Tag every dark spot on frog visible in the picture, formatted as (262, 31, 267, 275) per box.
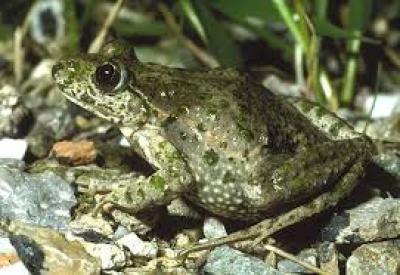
(223, 171, 235, 183)
(329, 122, 341, 136)
(197, 123, 206, 132)
(298, 100, 314, 113)
(180, 132, 187, 140)
(219, 141, 227, 149)
(203, 149, 219, 166)
(161, 116, 177, 127)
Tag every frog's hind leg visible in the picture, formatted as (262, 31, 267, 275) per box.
(179, 156, 366, 257)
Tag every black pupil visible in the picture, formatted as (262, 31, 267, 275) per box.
(95, 63, 121, 91)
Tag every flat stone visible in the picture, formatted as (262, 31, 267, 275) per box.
(321, 197, 400, 243)
(347, 240, 400, 275)
(203, 246, 284, 275)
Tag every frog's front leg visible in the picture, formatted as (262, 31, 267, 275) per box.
(94, 125, 193, 215)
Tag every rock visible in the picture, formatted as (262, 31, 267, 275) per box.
(51, 140, 97, 165)
(346, 240, 400, 275)
(116, 232, 158, 259)
(0, 85, 32, 138)
(203, 217, 227, 240)
(318, 242, 340, 275)
(27, 107, 75, 158)
(0, 138, 27, 159)
(7, 221, 101, 275)
(0, 158, 25, 170)
(277, 248, 318, 274)
(0, 261, 30, 275)
(0, 237, 19, 267)
(321, 197, 400, 243)
(203, 246, 284, 275)
(110, 209, 155, 236)
(76, 241, 126, 270)
(360, 93, 400, 119)
(0, 166, 76, 230)
(167, 198, 202, 220)
(0, 236, 30, 275)
(373, 153, 400, 179)
(69, 214, 114, 237)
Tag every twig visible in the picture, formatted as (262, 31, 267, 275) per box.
(158, 3, 219, 68)
(88, 0, 125, 54)
(264, 244, 328, 275)
(13, 2, 35, 86)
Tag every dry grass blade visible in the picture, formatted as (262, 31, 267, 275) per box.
(88, 0, 125, 54)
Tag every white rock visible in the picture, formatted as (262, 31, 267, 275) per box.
(0, 262, 30, 275)
(0, 139, 27, 159)
(82, 242, 126, 270)
(362, 93, 400, 118)
(0, 237, 15, 253)
(117, 232, 158, 259)
(203, 217, 227, 240)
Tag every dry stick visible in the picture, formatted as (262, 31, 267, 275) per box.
(264, 244, 328, 275)
(13, 2, 35, 86)
(157, 3, 219, 68)
(88, 0, 125, 54)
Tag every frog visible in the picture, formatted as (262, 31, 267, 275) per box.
(51, 41, 375, 234)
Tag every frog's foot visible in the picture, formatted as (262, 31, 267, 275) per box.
(180, 157, 365, 257)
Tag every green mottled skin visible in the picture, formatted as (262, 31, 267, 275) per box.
(52, 41, 375, 221)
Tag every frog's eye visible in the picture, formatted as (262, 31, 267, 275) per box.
(94, 61, 128, 93)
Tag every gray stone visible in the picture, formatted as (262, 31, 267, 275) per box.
(277, 249, 318, 273)
(321, 197, 400, 243)
(0, 166, 76, 230)
(27, 107, 74, 158)
(0, 158, 25, 170)
(318, 242, 340, 275)
(203, 246, 283, 275)
(0, 85, 32, 138)
(347, 240, 400, 275)
(373, 153, 400, 180)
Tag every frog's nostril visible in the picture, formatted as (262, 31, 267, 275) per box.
(51, 62, 63, 79)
